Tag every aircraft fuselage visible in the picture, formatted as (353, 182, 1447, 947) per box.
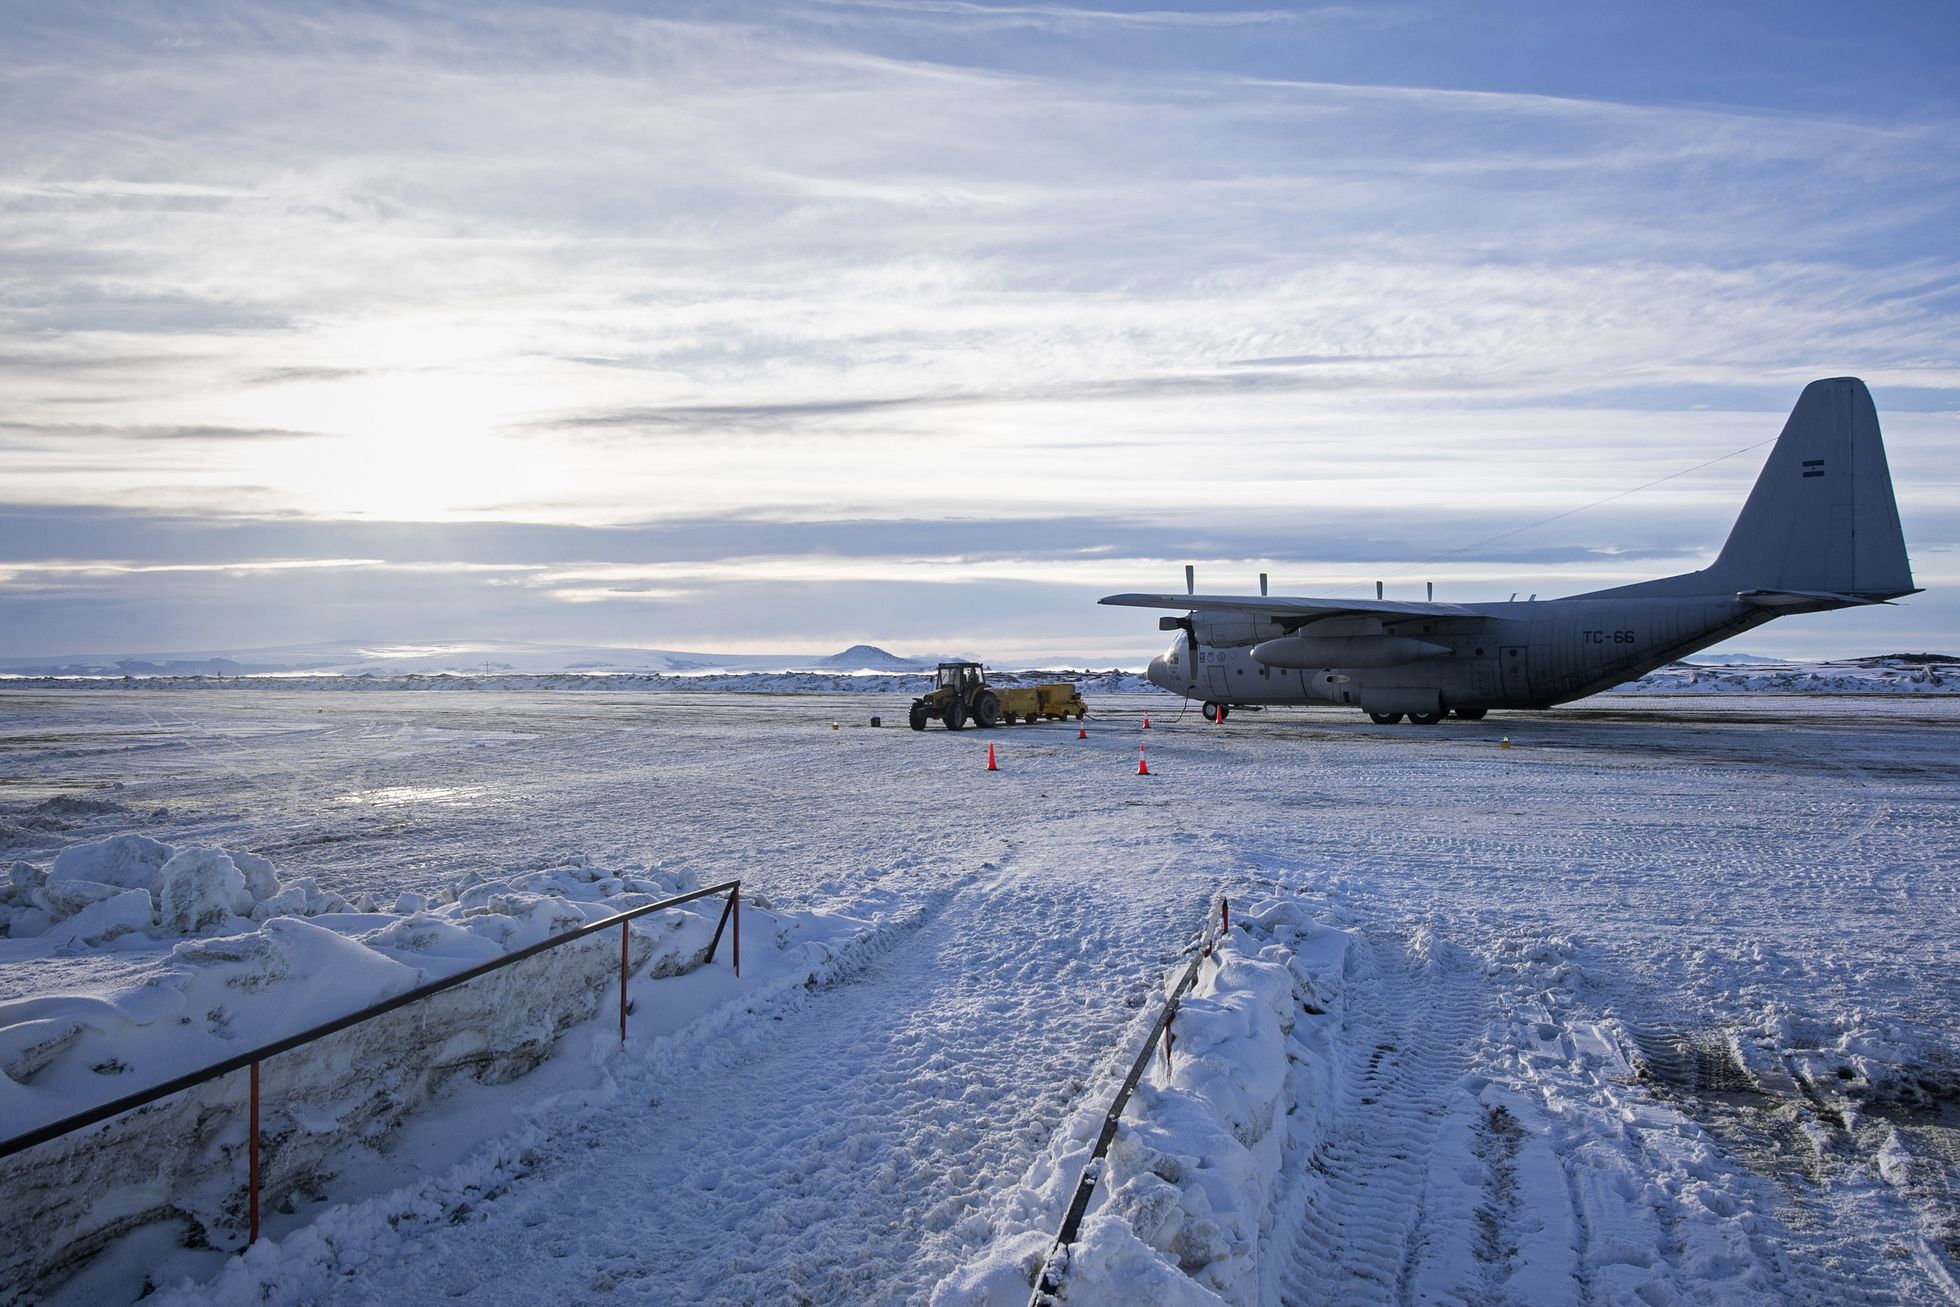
(1147, 596, 1774, 715)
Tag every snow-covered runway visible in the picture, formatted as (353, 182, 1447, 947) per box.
(3, 689, 1957, 1303)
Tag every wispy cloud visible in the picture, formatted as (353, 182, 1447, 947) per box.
(0, 421, 329, 443)
(812, 1, 1318, 31)
(0, 0, 1953, 658)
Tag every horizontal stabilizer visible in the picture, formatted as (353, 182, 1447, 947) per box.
(1737, 588, 1915, 611)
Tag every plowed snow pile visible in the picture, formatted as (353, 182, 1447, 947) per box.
(0, 836, 904, 1300)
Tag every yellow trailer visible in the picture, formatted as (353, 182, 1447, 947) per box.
(996, 683, 1086, 724)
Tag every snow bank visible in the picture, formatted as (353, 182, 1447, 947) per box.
(1615, 655, 1959, 695)
(936, 898, 1353, 1307)
(151, 895, 923, 1307)
(2, 833, 349, 944)
(0, 840, 879, 1300)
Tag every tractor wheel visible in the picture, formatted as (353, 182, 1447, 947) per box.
(973, 690, 1001, 727)
(909, 702, 928, 731)
(1003, 712, 1018, 725)
(943, 702, 967, 730)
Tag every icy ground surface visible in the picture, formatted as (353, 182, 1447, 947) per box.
(0, 651, 1951, 695)
(3, 689, 1958, 1304)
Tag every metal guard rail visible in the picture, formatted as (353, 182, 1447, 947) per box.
(1031, 896, 1228, 1305)
(0, 878, 742, 1242)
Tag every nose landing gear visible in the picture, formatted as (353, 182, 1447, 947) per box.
(1201, 701, 1231, 723)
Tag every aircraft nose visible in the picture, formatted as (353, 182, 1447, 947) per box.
(1146, 654, 1170, 690)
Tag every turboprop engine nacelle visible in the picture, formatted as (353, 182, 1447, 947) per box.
(1250, 635, 1452, 669)
(1167, 611, 1286, 649)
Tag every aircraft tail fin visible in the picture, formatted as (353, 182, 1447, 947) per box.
(1587, 378, 1916, 601)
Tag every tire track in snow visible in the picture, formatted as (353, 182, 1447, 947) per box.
(1270, 924, 1488, 1307)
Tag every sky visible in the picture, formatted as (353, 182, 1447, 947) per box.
(2, 0, 1956, 665)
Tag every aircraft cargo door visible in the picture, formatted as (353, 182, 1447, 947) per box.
(1205, 650, 1233, 700)
(1500, 646, 1530, 701)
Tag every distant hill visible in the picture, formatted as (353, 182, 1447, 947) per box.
(0, 640, 943, 677)
(810, 644, 932, 671)
(1676, 652, 1781, 665)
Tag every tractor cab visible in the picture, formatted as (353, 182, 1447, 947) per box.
(937, 662, 984, 697)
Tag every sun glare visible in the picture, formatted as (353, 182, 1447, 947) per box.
(220, 343, 564, 521)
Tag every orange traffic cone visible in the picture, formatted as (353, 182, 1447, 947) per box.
(1137, 745, 1150, 776)
(986, 743, 998, 771)
(1077, 723, 1087, 739)
(1142, 715, 1151, 729)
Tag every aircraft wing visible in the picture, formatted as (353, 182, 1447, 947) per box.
(1099, 592, 1486, 621)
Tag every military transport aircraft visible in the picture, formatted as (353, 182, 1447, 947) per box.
(1103, 377, 1918, 724)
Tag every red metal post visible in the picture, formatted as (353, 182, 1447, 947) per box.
(732, 884, 741, 978)
(1222, 898, 1229, 937)
(619, 918, 630, 1042)
(248, 1060, 260, 1245)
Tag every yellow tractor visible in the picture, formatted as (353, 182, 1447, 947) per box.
(908, 662, 1086, 731)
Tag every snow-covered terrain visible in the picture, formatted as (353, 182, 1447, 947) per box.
(2, 688, 1957, 1304)
(0, 667, 1155, 696)
(0, 654, 1952, 697)
(0, 640, 939, 679)
(1622, 654, 1958, 696)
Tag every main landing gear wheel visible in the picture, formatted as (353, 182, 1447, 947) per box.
(909, 703, 928, 731)
(1452, 707, 1488, 721)
(973, 689, 1001, 728)
(1368, 711, 1404, 725)
(1407, 711, 1444, 726)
